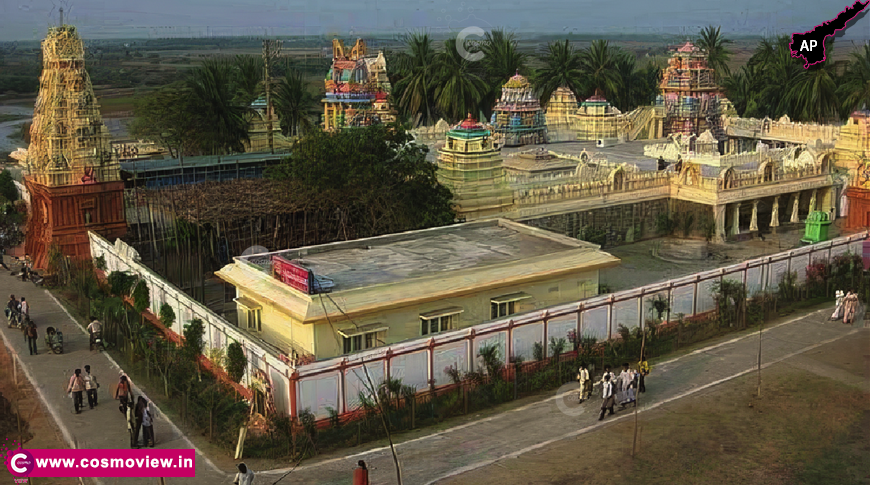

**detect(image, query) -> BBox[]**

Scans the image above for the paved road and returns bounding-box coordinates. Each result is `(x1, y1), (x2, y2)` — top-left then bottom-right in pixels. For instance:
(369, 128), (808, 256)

(259, 306), (867, 484)
(0, 269), (231, 485)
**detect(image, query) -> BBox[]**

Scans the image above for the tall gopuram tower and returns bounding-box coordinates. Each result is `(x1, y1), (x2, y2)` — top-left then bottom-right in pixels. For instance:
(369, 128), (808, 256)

(654, 42), (727, 142)
(24, 24), (126, 269)
(490, 71), (547, 147)
(437, 115), (514, 221)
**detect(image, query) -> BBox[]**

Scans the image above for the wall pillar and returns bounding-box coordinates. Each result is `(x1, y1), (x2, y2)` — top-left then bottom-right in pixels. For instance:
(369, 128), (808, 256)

(750, 200), (759, 232)
(714, 204), (726, 242)
(821, 187), (834, 218)
(731, 203), (741, 236)
(809, 189), (818, 213)
(771, 196), (780, 228)
(790, 193), (801, 223)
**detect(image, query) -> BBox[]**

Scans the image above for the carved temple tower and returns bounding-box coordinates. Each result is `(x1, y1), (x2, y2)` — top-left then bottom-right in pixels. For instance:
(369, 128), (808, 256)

(437, 115), (514, 221)
(490, 71), (547, 147)
(24, 24), (126, 269)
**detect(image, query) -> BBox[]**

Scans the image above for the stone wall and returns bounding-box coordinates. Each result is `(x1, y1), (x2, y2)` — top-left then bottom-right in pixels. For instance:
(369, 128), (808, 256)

(522, 199), (669, 247)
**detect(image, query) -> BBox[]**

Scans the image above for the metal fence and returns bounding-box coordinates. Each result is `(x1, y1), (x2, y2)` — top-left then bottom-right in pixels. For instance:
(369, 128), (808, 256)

(291, 231), (869, 419)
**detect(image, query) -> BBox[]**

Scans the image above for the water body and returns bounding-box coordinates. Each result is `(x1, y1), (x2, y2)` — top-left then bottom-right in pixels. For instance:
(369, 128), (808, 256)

(0, 105), (32, 155)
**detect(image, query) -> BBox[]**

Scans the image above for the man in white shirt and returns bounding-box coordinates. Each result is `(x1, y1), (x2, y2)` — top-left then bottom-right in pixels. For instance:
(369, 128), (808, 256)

(19, 297), (29, 321)
(234, 463), (254, 485)
(576, 364), (591, 403)
(83, 365), (98, 409)
(598, 374), (616, 421)
(87, 318), (102, 350)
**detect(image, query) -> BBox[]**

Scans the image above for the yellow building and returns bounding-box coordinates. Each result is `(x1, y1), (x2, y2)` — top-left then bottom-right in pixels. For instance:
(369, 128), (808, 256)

(216, 219), (619, 361)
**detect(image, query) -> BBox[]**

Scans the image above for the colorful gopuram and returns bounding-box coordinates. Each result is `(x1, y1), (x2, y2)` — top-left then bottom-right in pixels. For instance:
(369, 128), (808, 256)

(490, 71), (547, 147)
(24, 23), (126, 269)
(574, 90), (625, 141)
(322, 39), (396, 131)
(437, 114), (513, 221)
(653, 42), (727, 142)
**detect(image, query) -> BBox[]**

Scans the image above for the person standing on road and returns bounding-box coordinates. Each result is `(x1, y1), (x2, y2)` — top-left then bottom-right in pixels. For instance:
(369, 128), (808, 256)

(577, 364), (591, 403)
(25, 321), (37, 355)
(618, 363), (632, 406)
(19, 297), (28, 323)
(6, 294), (19, 326)
(843, 290), (859, 324)
(598, 374), (616, 421)
(66, 369), (86, 414)
(353, 460), (370, 485)
(832, 290), (845, 321)
(140, 398), (154, 447)
(87, 317), (102, 350)
(127, 397), (140, 448)
(637, 359), (650, 394)
(83, 365), (98, 409)
(115, 374), (132, 413)
(233, 463), (255, 485)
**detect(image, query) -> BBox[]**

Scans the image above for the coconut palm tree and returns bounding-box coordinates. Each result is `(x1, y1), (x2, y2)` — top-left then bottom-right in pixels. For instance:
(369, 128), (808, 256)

(433, 37), (488, 122)
(186, 58), (252, 155)
(273, 68), (316, 137)
(533, 39), (583, 107)
(787, 62), (840, 123)
(579, 40), (622, 100)
(391, 31), (439, 126)
(839, 43), (870, 114)
(480, 29), (528, 118)
(232, 54), (265, 105)
(696, 25), (733, 80)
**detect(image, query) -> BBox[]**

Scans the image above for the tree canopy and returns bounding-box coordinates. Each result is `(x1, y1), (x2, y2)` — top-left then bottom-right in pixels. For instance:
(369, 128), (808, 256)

(266, 123), (455, 234)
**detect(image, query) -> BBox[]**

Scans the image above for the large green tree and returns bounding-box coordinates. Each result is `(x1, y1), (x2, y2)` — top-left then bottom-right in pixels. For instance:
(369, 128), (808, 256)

(267, 123), (454, 233)
(480, 29), (528, 118)
(839, 43), (870, 114)
(129, 83), (198, 160)
(0, 169), (17, 203)
(533, 39), (583, 107)
(434, 37), (488, 122)
(579, 39), (622, 100)
(391, 32), (439, 126)
(186, 58), (252, 154)
(273, 68), (317, 137)
(696, 25), (733, 81)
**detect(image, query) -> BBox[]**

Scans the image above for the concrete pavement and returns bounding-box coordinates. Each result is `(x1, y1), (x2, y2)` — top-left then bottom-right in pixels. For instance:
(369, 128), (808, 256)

(258, 305), (867, 484)
(0, 269), (231, 485)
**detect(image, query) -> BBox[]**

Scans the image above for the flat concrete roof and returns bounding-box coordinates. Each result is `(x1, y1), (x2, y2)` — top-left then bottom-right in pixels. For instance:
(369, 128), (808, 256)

(242, 219), (599, 292)
(222, 219), (620, 322)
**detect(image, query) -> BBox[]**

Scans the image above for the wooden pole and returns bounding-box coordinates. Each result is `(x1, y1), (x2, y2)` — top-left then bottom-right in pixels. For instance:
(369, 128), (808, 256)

(632, 325), (647, 457)
(234, 426), (247, 459)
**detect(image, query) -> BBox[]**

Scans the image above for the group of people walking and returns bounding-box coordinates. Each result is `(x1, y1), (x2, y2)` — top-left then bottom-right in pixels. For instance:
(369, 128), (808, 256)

(831, 289), (861, 324)
(575, 360), (650, 421)
(65, 365), (100, 413)
(7, 294), (38, 355)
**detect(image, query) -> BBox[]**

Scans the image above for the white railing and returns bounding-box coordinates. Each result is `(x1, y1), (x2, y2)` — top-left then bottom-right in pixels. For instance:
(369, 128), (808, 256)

(88, 232), (296, 416)
(288, 230), (870, 420)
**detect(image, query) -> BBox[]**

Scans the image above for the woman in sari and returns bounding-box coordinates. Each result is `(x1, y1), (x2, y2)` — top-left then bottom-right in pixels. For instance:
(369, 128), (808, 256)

(843, 290), (859, 324)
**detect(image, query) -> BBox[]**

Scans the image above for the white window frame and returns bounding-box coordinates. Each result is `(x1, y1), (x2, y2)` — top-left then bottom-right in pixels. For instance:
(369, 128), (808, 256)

(234, 297), (262, 332)
(339, 326), (388, 355)
(419, 307), (463, 336)
(490, 292), (532, 320)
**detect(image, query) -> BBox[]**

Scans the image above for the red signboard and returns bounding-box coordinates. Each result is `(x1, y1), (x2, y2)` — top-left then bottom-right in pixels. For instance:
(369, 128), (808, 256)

(272, 255), (312, 294)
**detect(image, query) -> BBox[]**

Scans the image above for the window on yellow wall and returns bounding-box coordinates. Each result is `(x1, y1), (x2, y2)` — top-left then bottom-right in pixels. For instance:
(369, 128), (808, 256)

(490, 293), (531, 319)
(342, 329), (386, 354)
(420, 312), (458, 336)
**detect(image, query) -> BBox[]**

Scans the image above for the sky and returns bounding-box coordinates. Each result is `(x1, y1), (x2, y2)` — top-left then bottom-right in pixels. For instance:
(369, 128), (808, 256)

(1, 0), (869, 42)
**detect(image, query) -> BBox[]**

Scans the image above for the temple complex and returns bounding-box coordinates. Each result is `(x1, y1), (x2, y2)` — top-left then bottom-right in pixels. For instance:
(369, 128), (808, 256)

(490, 72), (547, 146)
(436, 115), (513, 221)
(23, 23), (126, 269)
(322, 39), (396, 131)
(836, 111), (870, 228)
(652, 42), (728, 144)
(544, 87), (579, 141)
